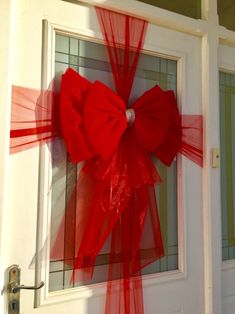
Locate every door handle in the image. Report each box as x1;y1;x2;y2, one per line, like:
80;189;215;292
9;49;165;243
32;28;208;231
11;281;44;294
2;265;45;314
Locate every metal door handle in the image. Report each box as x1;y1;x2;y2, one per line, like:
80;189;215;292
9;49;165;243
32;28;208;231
2;265;45;314
11;281;44;294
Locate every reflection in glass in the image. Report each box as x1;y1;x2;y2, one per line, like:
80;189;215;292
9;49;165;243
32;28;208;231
218;0;235;32
137;0;201;19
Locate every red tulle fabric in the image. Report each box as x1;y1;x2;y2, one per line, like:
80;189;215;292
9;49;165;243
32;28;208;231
57;66;179;313
10;84;59;154
10;86;203;168
181;115;203;167
9;7;204;314
95;7;147;104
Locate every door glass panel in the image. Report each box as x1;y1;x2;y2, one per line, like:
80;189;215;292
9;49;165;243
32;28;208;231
49;33;178;291
137;0;201;19
220;71;235;261
218;0;235;32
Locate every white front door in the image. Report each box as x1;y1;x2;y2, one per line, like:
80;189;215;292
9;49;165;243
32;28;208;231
0;1;204;313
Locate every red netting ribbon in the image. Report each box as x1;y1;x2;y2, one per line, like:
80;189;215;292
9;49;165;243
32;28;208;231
10;84;59;154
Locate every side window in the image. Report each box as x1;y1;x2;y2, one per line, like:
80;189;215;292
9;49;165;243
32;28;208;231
49;33;179;291
220;71;235;261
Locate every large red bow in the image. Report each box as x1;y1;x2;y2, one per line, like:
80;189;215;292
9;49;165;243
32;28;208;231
60;68;181;166
58;67;182;313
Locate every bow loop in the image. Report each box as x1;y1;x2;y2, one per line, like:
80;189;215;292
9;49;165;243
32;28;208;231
60;68;93;163
132;85;171;153
84;81;127;159
154;91;182;166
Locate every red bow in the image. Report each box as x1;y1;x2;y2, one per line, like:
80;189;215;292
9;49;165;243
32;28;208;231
60;68;181;166
59;67;182;313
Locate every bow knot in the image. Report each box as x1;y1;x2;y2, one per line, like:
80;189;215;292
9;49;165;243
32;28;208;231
125;109;135;127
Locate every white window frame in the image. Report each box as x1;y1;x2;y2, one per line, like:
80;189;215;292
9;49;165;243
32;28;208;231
37;16;188;306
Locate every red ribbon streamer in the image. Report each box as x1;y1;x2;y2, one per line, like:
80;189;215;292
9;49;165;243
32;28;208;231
96;7;148;104
181;115;203;167
10;84;59;154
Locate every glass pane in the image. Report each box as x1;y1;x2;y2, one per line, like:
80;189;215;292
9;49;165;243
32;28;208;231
218;0;235;32
49;34;178;291
137;0;201;19
220;71;235;261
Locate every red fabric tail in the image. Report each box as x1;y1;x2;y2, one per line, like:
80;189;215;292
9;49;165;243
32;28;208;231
10;84;59;154
181;115;203;167
95;8;149;314
95;7;148;104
